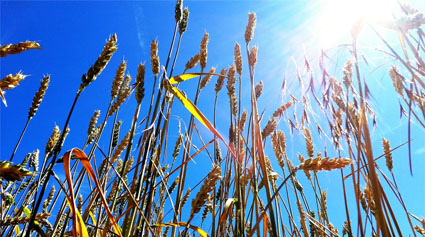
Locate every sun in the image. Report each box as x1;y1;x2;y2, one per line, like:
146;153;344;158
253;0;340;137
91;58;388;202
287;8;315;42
313;0;396;49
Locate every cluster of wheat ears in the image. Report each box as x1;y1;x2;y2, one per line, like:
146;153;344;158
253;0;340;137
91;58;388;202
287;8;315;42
1;1;425;236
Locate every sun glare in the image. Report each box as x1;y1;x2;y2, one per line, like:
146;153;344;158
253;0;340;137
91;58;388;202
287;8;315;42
314;0;396;49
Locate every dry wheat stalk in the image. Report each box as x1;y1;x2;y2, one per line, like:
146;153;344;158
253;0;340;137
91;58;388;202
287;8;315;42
226;65;237;115
190;166;221;218
382;138;393;172
249;46;258;68
28;75;50;119
174;0;182;22
304;127;314;158
215;68;227;94
298;153;311;181
179;7;189;35
111;130;132;163
200;33;209;70
0;72;28;90
214;140;223;163
389;66;405;97
185;54;200;72
200;67;216;89
80;34;118;91
42;185;55;213
239;109;248;133
415;225;425;236
234;43;243;75
30;149;39;172
298;157;352;171
172;134;183;163
112;120;123;148
108;74;132;117
262;118;277;139
245;12;256;44
343;60;353;89
0;41;41;57
255;80;263;100
135;63;145;104
320;191;328;220
57;127;70;152
179;187;191;212
150;41;160;76
87;110;100;136
111;59;127;99
45;125;60;157
297;200;309;237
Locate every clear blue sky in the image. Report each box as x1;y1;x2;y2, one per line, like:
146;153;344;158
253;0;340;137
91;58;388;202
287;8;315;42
2;0;424;234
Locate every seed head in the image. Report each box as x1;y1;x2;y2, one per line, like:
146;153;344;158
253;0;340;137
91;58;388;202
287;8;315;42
215;68;227;94
234;43;242;76
179;7;189;35
28;75;50;119
382;138;393;172
135;63;145;104
150;41;160;76
0;71;28;90
200;33;209;70
249;45;258;68
255;80;263;100
80;34;118;91
0;41;41;57
45;125;60;157
389;66;405;96
87;110;100;136
200;67;216;89
175;0;183;22
245;12;257;44
111;60;127;98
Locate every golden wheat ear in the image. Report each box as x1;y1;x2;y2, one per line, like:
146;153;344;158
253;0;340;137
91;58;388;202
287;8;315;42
0;41;41;57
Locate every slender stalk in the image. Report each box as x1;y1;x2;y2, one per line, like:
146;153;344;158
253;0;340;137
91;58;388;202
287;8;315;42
9;119;30;162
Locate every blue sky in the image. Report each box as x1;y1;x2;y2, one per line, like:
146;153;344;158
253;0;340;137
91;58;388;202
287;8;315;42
2;0;425;235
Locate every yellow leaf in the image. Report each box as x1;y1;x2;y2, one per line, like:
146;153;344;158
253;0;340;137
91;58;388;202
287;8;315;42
63;148;122;236
65;198;89;237
162;80;236;159
168;73;201;84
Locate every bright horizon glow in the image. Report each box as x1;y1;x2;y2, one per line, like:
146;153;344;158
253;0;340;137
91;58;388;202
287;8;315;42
314;0;397;49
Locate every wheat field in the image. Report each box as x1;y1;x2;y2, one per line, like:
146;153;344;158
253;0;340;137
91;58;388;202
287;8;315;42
1;1;425;236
